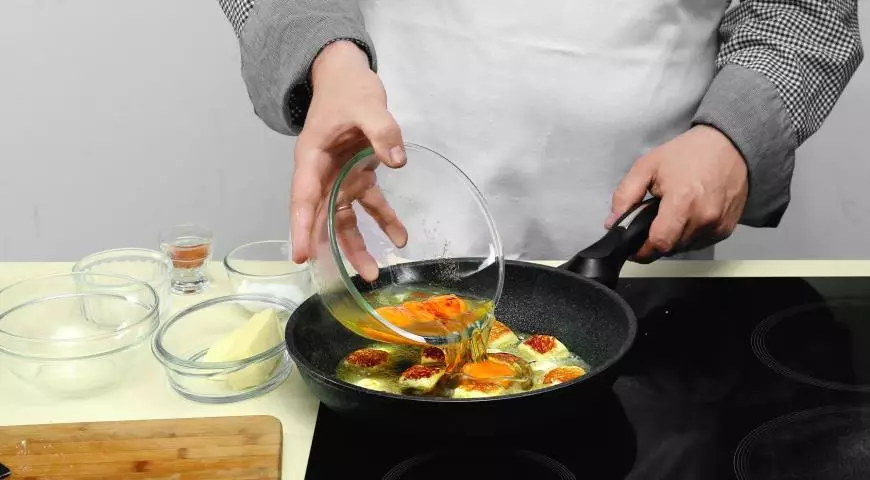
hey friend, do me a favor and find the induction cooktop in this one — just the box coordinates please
[304,276,870,480]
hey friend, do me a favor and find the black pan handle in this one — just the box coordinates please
[559,197,660,289]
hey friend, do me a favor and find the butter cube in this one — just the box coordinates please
[202,308,283,390]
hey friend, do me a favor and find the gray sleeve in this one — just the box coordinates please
[692,65,795,228]
[692,0,862,228]
[237,0,377,136]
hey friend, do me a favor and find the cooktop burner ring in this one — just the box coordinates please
[751,299,870,393]
[733,404,870,480]
[382,449,576,480]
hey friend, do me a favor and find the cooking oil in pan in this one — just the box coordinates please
[337,286,590,397]
[336,331,591,398]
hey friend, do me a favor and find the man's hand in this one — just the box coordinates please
[291,40,408,278]
[606,125,749,262]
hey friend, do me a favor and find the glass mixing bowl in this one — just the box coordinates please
[72,248,172,320]
[309,143,505,346]
[0,273,159,397]
[224,240,312,310]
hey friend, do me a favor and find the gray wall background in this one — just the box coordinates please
[1,0,868,261]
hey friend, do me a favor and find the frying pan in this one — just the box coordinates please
[285,198,660,431]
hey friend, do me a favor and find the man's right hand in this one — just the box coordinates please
[291,40,408,280]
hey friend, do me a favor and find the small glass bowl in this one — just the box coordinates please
[309,143,505,346]
[224,240,312,311]
[0,273,159,397]
[73,248,173,320]
[151,294,296,403]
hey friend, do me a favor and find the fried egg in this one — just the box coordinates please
[488,352,523,365]
[343,348,390,370]
[487,320,520,350]
[399,365,445,393]
[452,381,506,399]
[352,377,393,393]
[517,334,570,364]
[421,346,446,366]
[542,366,586,386]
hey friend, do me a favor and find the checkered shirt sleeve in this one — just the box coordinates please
[215,0,374,132]
[217,0,255,38]
[716,0,863,145]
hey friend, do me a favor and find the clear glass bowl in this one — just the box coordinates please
[0,273,159,397]
[224,240,312,311]
[72,248,173,320]
[309,143,505,346]
[151,294,296,403]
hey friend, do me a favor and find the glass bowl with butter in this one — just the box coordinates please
[152,294,296,403]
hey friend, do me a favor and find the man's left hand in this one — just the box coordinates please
[606,125,749,262]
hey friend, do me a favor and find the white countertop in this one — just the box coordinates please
[2,259,869,478]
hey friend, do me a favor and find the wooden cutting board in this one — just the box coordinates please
[0,415,282,479]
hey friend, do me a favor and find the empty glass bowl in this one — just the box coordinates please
[151,294,296,403]
[224,240,312,311]
[73,248,172,319]
[308,143,505,346]
[0,273,159,397]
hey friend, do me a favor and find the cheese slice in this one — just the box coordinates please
[201,308,283,390]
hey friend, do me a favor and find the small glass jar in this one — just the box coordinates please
[159,224,214,295]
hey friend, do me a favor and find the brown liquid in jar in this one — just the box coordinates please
[168,243,210,269]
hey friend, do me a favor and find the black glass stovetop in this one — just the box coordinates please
[305,276,870,480]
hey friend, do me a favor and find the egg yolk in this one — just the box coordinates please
[461,359,516,379]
